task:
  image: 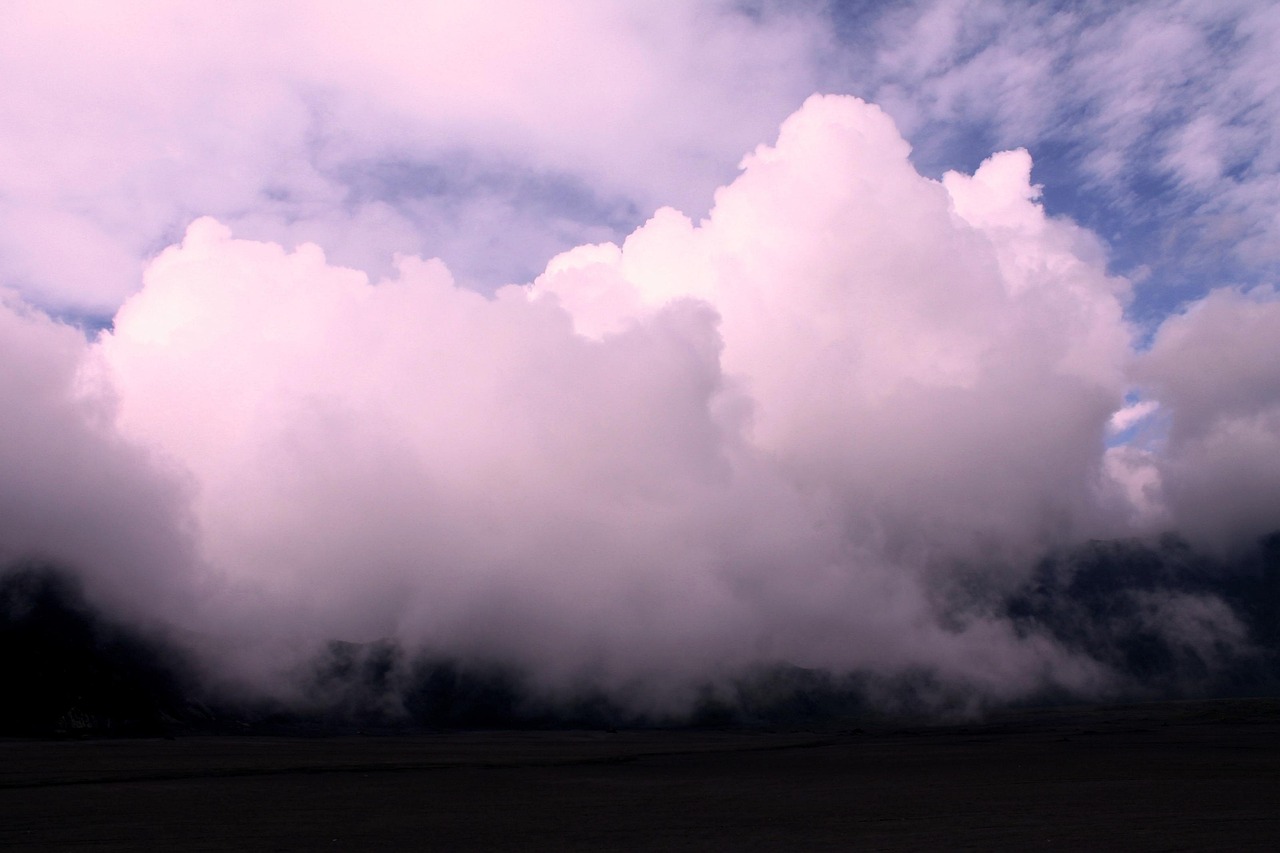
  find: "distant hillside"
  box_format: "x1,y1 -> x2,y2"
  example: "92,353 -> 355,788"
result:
3,532 -> 1279,736
0,564 -> 210,736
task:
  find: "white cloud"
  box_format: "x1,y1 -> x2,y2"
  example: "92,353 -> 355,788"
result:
0,288 -> 196,620
75,96 -> 1141,705
1137,285 -> 1280,547
1108,400 -> 1160,435
538,97 -> 1132,562
0,0 -> 828,313
857,0 -> 1280,290
2,4 -> 1277,712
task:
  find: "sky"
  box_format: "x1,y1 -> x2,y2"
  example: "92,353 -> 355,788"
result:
2,0 -> 1279,716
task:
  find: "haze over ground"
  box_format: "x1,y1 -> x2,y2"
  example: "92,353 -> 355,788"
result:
2,1 -> 1279,724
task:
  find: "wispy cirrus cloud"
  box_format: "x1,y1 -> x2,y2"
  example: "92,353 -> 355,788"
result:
844,0 -> 1280,317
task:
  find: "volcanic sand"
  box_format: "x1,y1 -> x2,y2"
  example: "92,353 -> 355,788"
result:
3,699 -> 1279,851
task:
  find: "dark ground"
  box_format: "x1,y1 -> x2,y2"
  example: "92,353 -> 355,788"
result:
3,698 -> 1279,851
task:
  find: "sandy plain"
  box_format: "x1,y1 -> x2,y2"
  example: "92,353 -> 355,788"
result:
3,699 -> 1279,851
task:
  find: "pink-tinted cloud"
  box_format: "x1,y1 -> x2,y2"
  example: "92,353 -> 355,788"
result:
1137,286 -> 1280,548
2,76 -> 1275,714
80,96 -> 1144,706
0,1 -> 827,313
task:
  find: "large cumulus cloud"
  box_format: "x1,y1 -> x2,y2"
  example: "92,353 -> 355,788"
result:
3,94 -> 1278,716
76,96 -> 1141,707
535,96 -> 1133,567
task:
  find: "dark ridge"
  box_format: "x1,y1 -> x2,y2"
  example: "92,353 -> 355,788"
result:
0,563 -> 210,737
286,641 -> 645,732
1006,531 -> 1280,699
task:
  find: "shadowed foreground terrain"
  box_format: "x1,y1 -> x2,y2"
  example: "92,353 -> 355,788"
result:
3,699 -> 1280,851
3,553 -> 1280,849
